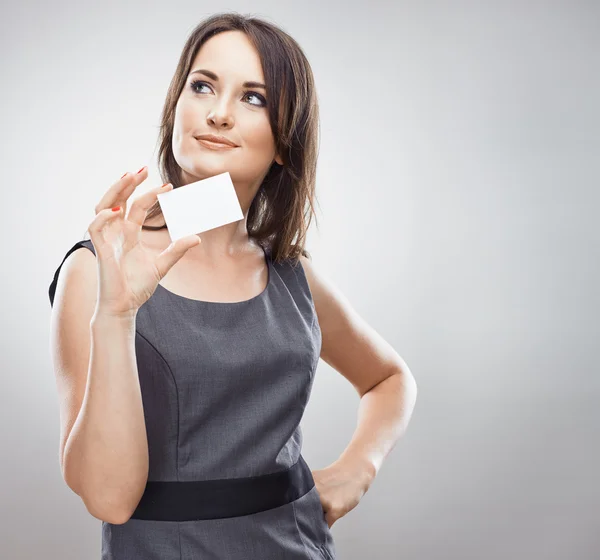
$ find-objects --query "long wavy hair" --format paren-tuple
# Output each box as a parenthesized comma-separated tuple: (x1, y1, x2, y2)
(123, 12, 320, 264)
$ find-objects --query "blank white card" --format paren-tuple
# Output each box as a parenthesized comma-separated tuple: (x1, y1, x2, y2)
(156, 172, 244, 242)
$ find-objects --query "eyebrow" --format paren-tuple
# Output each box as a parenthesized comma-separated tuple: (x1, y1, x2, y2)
(189, 69, 266, 90)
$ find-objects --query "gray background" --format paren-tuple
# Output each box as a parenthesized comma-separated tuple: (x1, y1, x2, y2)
(2, 0, 598, 558)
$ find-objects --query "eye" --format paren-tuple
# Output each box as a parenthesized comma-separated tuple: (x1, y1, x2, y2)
(189, 80, 267, 108)
(190, 80, 211, 95)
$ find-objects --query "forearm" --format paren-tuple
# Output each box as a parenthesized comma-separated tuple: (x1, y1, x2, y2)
(335, 369, 417, 489)
(63, 312, 149, 523)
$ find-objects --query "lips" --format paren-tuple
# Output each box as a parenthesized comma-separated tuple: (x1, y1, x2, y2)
(195, 135, 238, 147)
(196, 138, 237, 150)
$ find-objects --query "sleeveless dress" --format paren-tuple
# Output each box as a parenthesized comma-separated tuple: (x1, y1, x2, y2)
(48, 238, 337, 560)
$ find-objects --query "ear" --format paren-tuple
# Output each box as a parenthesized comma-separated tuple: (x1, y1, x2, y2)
(274, 153, 283, 166)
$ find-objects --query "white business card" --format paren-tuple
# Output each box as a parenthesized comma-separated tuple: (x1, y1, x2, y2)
(156, 172, 244, 242)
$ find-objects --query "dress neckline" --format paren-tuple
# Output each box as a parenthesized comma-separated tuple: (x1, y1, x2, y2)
(155, 245, 272, 306)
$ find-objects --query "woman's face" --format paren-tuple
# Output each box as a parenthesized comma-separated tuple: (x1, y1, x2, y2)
(172, 30, 282, 194)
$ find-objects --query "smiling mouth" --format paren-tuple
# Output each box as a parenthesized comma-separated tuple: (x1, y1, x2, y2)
(195, 138, 238, 150)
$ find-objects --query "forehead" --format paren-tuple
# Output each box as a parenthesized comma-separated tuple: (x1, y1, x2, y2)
(190, 31, 264, 80)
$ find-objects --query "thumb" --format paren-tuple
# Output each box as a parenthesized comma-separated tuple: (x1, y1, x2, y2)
(154, 234, 201, 279)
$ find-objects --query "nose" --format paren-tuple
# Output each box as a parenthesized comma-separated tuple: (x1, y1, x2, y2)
(207, 106, 233, 129)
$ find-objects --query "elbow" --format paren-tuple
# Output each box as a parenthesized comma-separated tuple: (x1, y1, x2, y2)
(62, 469, 135, 525)
(87, 502, 133, 525)
(62, 460, 83, 498)
(82, 484, 146, 525)
(61, 450, 147, 525)
(82, 492, 135, 525)
(405, 372, 418, 401)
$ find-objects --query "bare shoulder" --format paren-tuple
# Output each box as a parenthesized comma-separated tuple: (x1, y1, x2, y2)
(297, 253, 351, 331)
(53, 244, 98, 310)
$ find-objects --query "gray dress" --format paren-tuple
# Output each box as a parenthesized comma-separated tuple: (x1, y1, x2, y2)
(48, 238, 336, 560)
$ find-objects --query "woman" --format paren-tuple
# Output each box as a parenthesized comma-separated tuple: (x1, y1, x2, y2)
(48, 12, 417, 559)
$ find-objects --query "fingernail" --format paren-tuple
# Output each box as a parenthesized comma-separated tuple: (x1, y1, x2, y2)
(120, 172, 128, 179)
(136, 166, 146, 174)
(112, 206, 121, 212)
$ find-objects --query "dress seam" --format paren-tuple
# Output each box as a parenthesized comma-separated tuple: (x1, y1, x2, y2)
(291, 498, 315, 559)
(292, 491, 331, 560)
(273, 257, 318, 332)
(177, 521, 182, 560)
(134, 329, 180, 482)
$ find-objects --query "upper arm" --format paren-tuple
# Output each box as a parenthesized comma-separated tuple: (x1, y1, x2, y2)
(299, 254, 409, 397)
(49, 246, 98, 490)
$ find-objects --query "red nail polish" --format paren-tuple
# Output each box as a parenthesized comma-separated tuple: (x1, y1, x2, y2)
(112, 206, 121, 212)
(120, 172, 128, 179)
(136, 166, 146, 174)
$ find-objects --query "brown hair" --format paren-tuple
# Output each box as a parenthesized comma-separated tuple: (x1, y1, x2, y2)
(134, 11, 320, 264)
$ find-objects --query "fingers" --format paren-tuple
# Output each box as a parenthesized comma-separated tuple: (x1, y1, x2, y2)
(87, 206, 124, 258)
(94, 166, 149, 216)
(126, 182, 173, 227)
(154, 235, 202, 280)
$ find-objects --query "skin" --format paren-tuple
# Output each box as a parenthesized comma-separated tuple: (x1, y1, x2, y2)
(141, 29, 417, 528)
(142, 29, 282, 300)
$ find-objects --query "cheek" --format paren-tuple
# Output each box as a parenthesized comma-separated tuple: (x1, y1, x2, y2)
(172, 107, 198, 147)
(174, 98, 197, 128)
(244, 122, 276, 152)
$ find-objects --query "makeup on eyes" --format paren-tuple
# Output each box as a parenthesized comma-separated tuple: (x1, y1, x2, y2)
(189, 79, 267, 107)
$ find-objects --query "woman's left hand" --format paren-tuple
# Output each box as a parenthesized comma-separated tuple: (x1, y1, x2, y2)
(311, 460, 374, 528)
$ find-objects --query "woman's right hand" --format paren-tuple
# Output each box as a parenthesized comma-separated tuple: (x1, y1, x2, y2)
(88, 166, 201, 319)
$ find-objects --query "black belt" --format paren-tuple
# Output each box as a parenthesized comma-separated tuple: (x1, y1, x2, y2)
(130, 454, 315, 521)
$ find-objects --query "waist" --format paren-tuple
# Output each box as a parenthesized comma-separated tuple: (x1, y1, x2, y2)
(130, 454, 315, 521)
